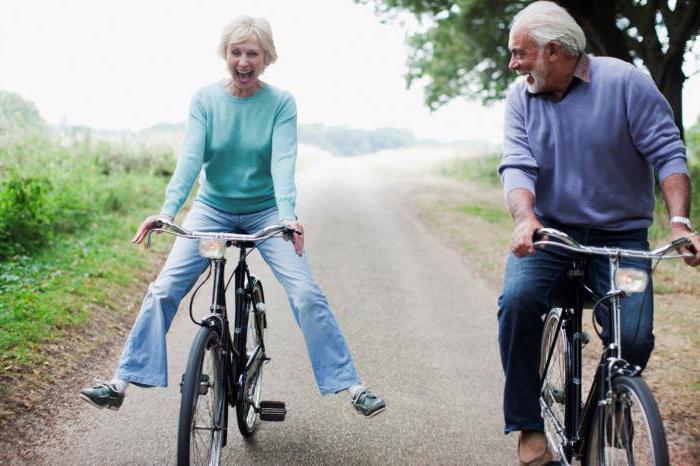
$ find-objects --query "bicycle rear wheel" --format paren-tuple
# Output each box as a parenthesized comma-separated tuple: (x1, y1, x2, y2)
(177, 326, 225, 466)
(236, 280, 266, 438)
(584, 375, 669, 466)
(539, 308, 569, 460)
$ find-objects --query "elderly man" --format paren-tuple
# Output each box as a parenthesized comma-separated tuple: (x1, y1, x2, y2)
(497, 1, 700, 464)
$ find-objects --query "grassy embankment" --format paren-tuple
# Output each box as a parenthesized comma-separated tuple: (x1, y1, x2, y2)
(410, 132, 700, 463)
(0, 110, 175, 422)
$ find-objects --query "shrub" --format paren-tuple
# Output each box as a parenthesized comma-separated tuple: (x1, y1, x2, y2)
(0, 173, 52, 258)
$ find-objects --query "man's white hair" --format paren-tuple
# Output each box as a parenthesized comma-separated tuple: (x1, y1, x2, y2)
(219, 16, 278, 66)
(511, 1, 586, 55)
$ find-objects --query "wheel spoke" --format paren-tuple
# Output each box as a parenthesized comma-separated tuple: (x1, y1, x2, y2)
(236, 284, 266, 437)
(539, 309, 567, 460)
(179, 329, 224, 466)
(585, 376, 667, 465)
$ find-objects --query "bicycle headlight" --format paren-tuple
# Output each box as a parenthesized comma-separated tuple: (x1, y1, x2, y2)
(616, 268, 648, 293)
(199, 238, 226, 259)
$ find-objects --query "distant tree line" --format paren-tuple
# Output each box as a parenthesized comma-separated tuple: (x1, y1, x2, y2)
(93, 122, 418, 157)
(298, 124, 416, 156)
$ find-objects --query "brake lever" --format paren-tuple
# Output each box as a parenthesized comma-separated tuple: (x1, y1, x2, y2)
(145, 220, 165, 249)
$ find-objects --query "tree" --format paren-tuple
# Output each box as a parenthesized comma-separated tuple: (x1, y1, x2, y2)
(0, 90, 47, 132)
(359, 0, 700, 139)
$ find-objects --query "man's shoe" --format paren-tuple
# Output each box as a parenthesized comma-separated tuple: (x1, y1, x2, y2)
(518, 430, 553, 466)
(350, 388, 386, 417)
(79, 382, 125, 411)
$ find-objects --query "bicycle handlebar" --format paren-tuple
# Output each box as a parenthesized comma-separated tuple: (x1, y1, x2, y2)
(533, 227, 696, 260)
(145, 218, 297, 248)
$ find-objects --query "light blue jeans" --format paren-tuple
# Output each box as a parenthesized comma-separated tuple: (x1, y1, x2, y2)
(116, 201, 360, 395)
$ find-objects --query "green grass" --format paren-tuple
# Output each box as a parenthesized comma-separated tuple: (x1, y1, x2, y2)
(454, 203, 510, 223)
(0, 174, 170, 371)
(439, 153, 502, 186)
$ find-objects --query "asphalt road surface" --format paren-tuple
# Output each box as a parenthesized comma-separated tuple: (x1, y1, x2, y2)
(30, 153, 515, 465)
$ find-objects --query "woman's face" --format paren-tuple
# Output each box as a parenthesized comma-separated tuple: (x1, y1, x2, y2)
(226, 35, 266, 95)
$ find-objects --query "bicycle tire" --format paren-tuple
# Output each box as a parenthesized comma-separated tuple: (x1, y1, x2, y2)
(177, 325, 225, 466)
(584, 375, 669, 466)
(539, 307, 569, 461)
(236, 280, 266, 438)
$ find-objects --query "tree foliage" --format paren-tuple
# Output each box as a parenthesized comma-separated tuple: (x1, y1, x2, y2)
(0, 91, 46, 132)
(360, 0, 700, 136)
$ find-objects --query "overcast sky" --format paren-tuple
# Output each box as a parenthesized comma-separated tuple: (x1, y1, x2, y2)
(1, 0, 699, 144)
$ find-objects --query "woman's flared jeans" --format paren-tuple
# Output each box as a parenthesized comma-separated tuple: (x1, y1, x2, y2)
(116, 201, 360, 395)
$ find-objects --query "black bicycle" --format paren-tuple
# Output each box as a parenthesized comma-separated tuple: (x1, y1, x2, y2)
(536, 228, 694, 465)
(147, 219, 295, 466)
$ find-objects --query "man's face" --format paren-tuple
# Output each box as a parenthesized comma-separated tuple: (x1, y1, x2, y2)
(508, 28, 551, 94)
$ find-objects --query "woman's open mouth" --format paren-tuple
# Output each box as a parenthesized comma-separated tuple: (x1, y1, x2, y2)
(236, 70, 254, 84)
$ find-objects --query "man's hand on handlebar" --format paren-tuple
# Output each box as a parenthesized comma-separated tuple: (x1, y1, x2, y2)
(511, 216, 544, 258)
(132, 214, 174, 245)
(669, 224, 700, 267)
(280, 219, 304, 256)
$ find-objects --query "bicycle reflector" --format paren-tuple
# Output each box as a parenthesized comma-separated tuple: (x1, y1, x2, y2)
(616, 268, 648, 293)
(199, 238, 226, 259)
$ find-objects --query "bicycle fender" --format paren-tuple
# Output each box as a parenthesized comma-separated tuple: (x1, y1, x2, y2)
(248, 275, 265, 302)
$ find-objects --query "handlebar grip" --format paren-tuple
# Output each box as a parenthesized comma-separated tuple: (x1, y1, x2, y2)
(532, 229, 547, 241)
(670, 236, 692, 250)
(281, 227, 300, 241)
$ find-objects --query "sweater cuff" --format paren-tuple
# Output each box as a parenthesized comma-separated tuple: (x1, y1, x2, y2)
(658, 156, 688, 184)
(160, 201, 179, 219)
(276, 201, 295, 221)
(502, 168, 536, 197)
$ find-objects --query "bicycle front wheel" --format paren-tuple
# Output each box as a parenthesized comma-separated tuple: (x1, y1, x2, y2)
(236, 280, 266, 438)
(177, 326, 225, 466)
(539, 308, 569, 459)
(584, 375, 669, 466)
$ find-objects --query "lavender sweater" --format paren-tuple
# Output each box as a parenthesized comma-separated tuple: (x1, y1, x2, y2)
(498, 55, 687, 231)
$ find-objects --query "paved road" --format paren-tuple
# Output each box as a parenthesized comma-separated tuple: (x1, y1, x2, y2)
(32, 154, 515, 465)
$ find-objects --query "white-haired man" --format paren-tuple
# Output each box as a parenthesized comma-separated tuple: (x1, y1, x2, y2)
(497, 1, 699, 464)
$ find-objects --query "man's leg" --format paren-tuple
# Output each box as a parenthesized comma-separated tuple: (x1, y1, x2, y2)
(498, 247, 572, 434)
(587, 228, 654, 369)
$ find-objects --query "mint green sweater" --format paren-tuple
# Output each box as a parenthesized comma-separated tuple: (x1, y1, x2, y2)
(161, 81, 297, 220)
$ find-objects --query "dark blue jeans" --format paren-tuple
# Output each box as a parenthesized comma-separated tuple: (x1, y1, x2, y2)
(497, 221, 653, 434)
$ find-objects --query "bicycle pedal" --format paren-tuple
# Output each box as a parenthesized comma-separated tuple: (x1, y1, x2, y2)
(258, 401, 286, 421)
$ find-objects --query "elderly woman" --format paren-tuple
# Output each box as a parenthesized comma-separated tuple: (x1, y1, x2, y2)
(80, 16, 385, 417)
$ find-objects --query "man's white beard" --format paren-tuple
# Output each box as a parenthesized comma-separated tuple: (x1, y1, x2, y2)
(526, 53, 548, 94)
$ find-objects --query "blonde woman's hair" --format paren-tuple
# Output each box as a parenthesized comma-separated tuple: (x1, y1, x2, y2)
(219, 16, 278, 65)
(511, 1, 586, 56)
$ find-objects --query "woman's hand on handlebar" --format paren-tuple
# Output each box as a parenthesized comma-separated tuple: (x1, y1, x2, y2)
(280, 219, 304, 256)
(132, 214, 174, 245)
(511, 216, 544, 258)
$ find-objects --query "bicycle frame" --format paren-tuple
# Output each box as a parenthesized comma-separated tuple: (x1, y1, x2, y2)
(535, 227, 694, 464)
(203, 245, 257, 447)
(148, 220, 291, 460)
(539, 254, 642, 463)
